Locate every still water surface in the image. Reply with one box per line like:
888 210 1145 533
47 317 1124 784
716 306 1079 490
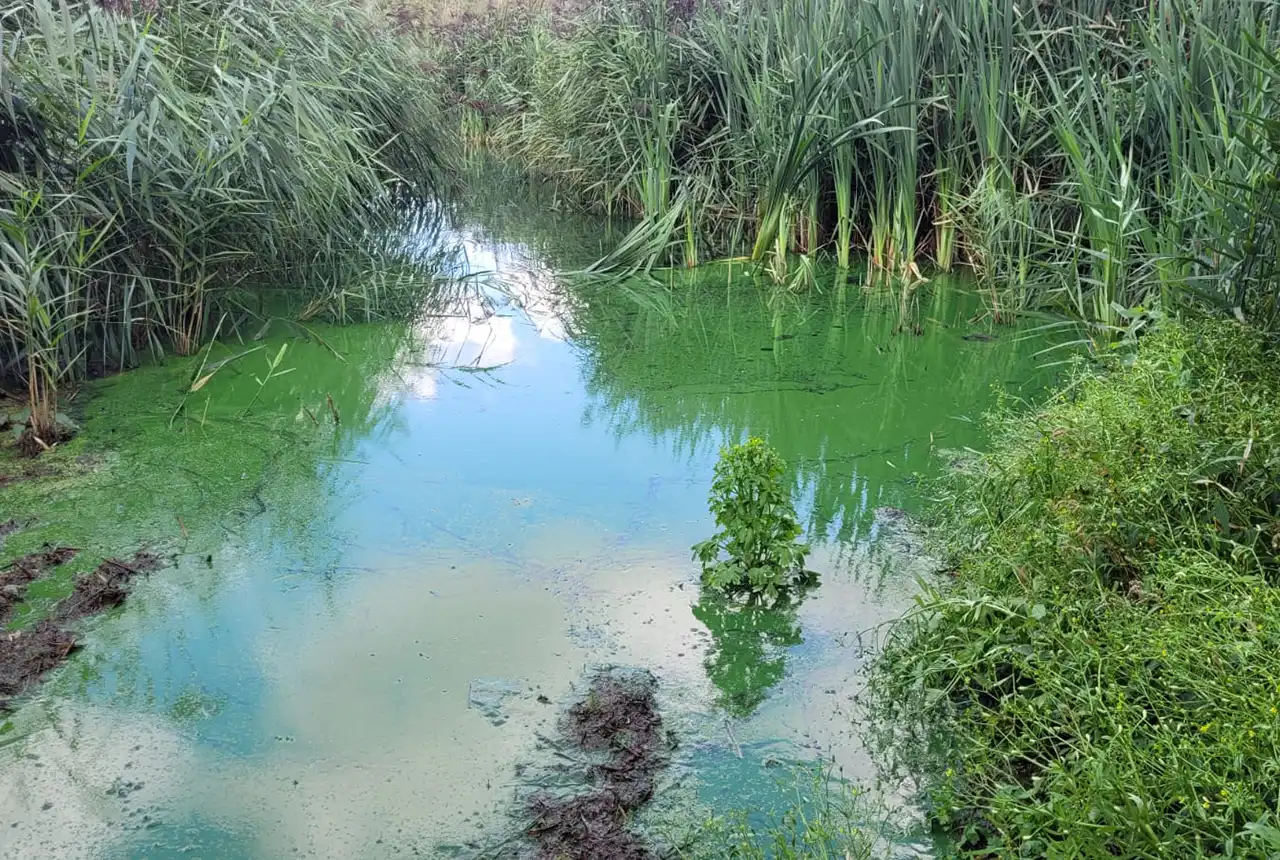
0 201 1053 858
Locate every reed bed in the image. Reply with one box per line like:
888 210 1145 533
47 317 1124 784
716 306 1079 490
430 0 1280 339
0 0 447 450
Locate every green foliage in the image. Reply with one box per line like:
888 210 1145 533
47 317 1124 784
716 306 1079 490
870 321 1280 857
1215 62 1280 332
693 437 809 599
432 0 1280 335
0 0 449 440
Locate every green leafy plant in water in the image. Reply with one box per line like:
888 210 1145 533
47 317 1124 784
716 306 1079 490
693 437 810 600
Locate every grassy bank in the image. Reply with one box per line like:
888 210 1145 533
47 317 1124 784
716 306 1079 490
0 0 447 450
870 321 1280 857
430 0 1280 334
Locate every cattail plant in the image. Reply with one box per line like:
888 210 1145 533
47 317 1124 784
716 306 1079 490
436 0 1280 334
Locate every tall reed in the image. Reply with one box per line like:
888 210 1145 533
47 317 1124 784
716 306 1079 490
0 0 447 450
433 0 1280 336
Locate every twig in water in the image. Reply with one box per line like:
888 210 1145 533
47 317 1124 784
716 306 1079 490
725 719 742 758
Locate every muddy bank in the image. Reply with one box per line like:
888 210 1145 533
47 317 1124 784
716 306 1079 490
0 551 159 710
523 667 668 860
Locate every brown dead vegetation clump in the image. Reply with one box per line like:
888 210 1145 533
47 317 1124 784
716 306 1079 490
524 668 667 860
0 550 160 710
0 547 78 623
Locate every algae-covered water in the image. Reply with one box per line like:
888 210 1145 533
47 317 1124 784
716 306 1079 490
0 194 1055 858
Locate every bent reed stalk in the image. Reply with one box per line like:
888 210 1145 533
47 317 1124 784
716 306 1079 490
430 0 1280 337
0 0 448 449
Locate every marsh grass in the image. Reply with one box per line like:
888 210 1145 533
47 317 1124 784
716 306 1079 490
0 0 448 448
869 321 1280 856
432 0 1280 335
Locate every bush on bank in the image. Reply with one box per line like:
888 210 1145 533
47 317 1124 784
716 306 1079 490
872 321 1280 857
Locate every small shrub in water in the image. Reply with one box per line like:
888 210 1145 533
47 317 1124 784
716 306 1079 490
693 437 809 600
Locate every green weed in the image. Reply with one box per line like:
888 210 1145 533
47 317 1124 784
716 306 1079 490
694 436 811 601
870 321 1280 857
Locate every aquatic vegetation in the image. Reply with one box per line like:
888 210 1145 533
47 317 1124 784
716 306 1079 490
0 0 448 447
870 321 1280 856
571 264 1048 546
432 0 1280 335
0 318 427 617
693 437 810 599
241 344 295 418
679 763 887 860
